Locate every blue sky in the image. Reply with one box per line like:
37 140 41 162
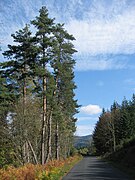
1 0 135 136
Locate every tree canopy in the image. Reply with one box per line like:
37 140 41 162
0 6 78 166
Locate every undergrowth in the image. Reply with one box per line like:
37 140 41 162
0 155 82 180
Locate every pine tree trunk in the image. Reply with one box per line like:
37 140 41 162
41 75 47 165
23 68 28 163
55 120 59 160
45 110 52 163
54 76 60 160
23 79 27 107
112 123 116 152
22 64 30 163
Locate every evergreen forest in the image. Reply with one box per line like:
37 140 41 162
0 6 79 167
93 95 135 170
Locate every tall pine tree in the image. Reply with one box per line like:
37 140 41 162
31 6 55 164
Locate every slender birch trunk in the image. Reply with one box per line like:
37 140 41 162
27 139 38 164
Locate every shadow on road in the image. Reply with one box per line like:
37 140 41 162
63 156 133 180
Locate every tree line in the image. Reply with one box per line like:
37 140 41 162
93 95 135 155
0 6 79 167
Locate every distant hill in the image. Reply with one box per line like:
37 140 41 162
74 135 93 148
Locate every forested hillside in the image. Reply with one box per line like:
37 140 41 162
0 6 79 167
93 95 135 173
74 135 92 148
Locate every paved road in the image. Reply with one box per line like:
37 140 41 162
63 156 133 180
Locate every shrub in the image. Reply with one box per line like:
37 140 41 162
0 155 82 180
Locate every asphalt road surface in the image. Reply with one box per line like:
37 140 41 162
62 156 133 180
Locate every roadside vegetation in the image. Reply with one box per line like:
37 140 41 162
93 95 135 177
0 155 82 180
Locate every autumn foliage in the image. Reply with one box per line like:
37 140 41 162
0 155 81 180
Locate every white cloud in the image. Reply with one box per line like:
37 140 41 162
65 1 135 71
80 104 102 115
75 55 128 71
76 55 125 71
77 116 98 122
66 5 135 56
2 0 135 71
75 125 95 136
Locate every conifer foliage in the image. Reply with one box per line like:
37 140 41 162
0 6 78 166
93 96 135 155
